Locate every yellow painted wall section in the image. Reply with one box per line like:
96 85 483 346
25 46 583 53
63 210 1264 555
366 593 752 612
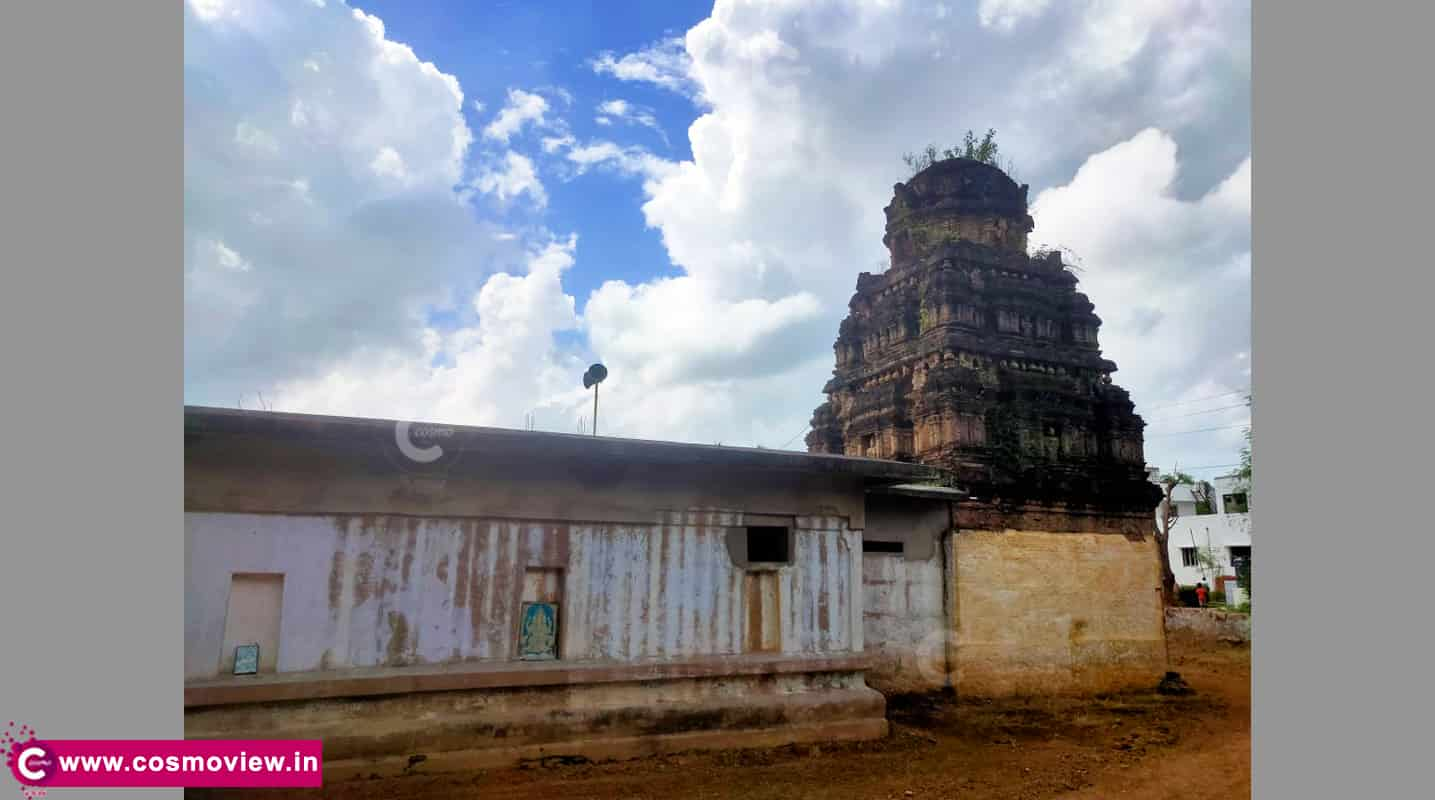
953 530 1166 697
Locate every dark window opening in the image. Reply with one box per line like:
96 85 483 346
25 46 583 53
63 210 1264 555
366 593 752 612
1230 546 1252 591
1180 547 1199 567
863 540 904 555
1222 492 1250 513
746 526 790 564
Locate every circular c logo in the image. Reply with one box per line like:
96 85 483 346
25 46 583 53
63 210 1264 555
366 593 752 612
395 421 444 463
382 419 466 476
13 743 56 785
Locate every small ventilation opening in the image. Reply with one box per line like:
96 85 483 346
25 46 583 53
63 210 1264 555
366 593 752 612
746 526 789 564
863 540 904 555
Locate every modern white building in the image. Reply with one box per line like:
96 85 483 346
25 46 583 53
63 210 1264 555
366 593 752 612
1150 471 1252 604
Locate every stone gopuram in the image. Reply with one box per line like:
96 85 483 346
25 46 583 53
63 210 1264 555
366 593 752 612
809 157 1168 695
807 157 1161 528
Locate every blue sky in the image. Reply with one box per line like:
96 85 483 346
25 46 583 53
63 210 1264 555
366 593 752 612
183 0 1251 477
358 0 709 315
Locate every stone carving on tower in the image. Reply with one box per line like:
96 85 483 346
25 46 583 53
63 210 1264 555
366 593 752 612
807 158 1160 517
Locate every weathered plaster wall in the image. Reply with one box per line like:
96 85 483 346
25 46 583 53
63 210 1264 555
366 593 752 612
861 551 946 691
181 414 924 766
952 530 1166 696
859 497 949 691
186 511 859 681
186 435 872 682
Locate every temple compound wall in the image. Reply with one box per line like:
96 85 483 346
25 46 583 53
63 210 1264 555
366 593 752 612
859 498 1165 697
948 513 1166 696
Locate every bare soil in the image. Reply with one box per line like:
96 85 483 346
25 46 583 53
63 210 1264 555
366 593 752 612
194 637 1249 799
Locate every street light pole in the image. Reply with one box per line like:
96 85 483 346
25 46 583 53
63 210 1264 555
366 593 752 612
582 363 608 437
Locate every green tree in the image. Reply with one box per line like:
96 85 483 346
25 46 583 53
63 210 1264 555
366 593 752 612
1154 470 1196 606
961 128 1000 163
1191 479 1216 515
1153 469 1217 604
1163 470 1197 488
1195 544 1223 578
902 128 1017 177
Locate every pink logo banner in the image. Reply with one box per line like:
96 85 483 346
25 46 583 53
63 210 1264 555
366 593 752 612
6 739 323 789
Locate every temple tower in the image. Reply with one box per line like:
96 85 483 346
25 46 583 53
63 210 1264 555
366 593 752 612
807 158 1160 519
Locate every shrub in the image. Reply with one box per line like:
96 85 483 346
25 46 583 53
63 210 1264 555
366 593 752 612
1175 585 1229 607
1176 585 1199 607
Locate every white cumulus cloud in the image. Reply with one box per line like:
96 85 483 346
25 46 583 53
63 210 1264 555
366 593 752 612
595 99 669 144
273 236 586 427
186 0 1251 473
979 0 1052 31
570 0 1250 461
591 36 698 99
474 151 547 207
482 88 551 143
185 0 521 407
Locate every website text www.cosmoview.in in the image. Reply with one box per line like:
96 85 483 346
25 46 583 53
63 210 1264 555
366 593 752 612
7 738 323 789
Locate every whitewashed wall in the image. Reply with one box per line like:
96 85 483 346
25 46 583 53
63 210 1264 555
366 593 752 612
861 548 946 684
185 511 859 681
1167 512 1252 586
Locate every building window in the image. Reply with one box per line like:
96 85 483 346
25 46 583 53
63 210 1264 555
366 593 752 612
746 526 790 565
863 540 903 555
1180 547 1199 568
1222 492 1250 513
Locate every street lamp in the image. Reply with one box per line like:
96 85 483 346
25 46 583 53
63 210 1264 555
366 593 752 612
582 363 607 436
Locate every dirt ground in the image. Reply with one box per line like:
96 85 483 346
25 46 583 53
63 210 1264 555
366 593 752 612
194 637 1249 800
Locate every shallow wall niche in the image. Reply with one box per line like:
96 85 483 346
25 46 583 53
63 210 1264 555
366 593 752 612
743 570 782 654
519 568 563 661
220 573 284 675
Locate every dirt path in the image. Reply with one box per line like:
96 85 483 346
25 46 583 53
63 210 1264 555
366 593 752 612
195 638 1249 800
1053 642 1250 800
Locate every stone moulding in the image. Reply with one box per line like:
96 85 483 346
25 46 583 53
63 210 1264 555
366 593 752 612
183 651 875 708
953 501 1154 539
184 656 888 777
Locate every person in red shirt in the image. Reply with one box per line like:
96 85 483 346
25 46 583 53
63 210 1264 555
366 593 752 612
1196 582 1209 607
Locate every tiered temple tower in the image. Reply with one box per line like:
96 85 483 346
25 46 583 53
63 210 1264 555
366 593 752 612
807 158 1159 519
